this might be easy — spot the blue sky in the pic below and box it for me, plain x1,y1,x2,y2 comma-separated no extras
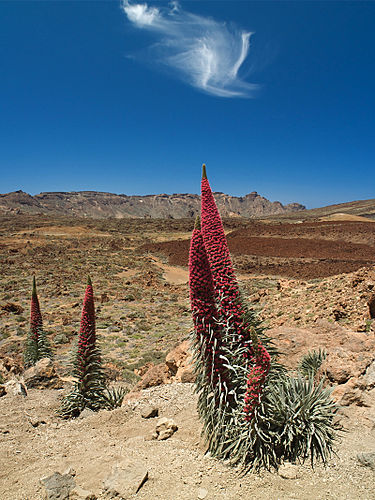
1,1,374,209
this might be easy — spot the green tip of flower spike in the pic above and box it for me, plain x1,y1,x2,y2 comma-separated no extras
87,275,92,286
194,215,201,230
32,276,37,297
202,164,207,180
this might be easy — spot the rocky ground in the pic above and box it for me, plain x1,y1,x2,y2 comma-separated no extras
1,214,375,499
0,383,375,500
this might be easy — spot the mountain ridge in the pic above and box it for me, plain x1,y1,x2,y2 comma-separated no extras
0,189,305,219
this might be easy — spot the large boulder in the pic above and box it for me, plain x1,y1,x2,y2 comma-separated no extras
269,321,375,407
269,321,375,384
24,358,63,389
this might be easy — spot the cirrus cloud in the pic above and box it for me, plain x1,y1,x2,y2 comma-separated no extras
121,1,258,98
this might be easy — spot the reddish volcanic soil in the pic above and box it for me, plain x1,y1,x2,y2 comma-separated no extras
141,220,375,279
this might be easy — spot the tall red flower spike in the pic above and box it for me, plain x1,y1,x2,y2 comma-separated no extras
189,216,223,383
201,164,250,342
200,164,270,419
76,276,98,382
30,276,43,341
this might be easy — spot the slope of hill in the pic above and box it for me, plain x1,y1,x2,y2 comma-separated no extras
0,190,304,219
262,199,375,222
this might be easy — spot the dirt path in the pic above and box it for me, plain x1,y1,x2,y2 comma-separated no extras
151,257,189,285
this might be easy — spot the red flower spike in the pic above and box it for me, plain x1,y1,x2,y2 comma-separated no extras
189,220,224,383
200,165,271,419
200,165,249,341
76,277,98,383
30,276,43,342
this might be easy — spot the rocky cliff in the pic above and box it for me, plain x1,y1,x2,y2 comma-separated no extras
0,190,305,219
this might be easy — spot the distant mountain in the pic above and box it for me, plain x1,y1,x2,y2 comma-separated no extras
0,190,305,219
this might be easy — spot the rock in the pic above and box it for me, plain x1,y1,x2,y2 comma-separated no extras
1,302,24,314
165,341,189,375
268,322,375,390
165,340,195,383
357,452,375,470
155,417,178,440
23,358,63,389
4,379,27,397
278,463,300,479
134,362,153,378
177,364,195,383
102,459,148,498
40,471,76,500
79,408,95,419
28,416,46,428
0,356,23,379
70,486,97,500
141,405,159,418
0,385,6,397
368,294,375,319
136,363,169,390
363,361,375,389
332,379,369,407
197,488,208,499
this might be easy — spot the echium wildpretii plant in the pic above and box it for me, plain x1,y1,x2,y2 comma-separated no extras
59,277,125,418
189,165,338,471
24,276,52,368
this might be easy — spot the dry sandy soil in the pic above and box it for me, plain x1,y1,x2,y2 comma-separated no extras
1,213,375,499
1,383,375,500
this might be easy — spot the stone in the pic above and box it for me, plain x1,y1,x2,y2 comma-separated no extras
165,341,189,375
102,459,148,499
0,385,6,397
0,356,23,378
141,405,159,418
4,379,27,397
177,365,195,383
23,358,63,389
363,361,375,389
268,322,375,392
197,487,208,499
278,463,300,479
368,294,375,319
79,408,95,419
70,486,97,500
40,471,76,500
136,363,169,390
29,416,47,428
165,341,195,383
155,417,178,440
332,379,369,407
1,302,24,314
357,452,375,470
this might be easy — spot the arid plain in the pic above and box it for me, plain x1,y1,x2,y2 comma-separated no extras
1,212,375,499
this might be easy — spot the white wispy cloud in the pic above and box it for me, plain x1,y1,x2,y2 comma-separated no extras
121,1,258,98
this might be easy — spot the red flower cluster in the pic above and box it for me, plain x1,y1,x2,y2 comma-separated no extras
30,276,43,341
201,168,250,345
191,165,270,421
76,277,98,381
189,221,223,383
243,340,271,421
